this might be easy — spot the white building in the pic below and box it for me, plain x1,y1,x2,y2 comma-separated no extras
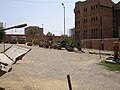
69,28,75,37
0,22,3,28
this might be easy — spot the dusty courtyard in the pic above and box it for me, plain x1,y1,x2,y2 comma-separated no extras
0,44,120,90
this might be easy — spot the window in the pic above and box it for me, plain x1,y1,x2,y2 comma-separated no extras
84,19,85,23
91,17,98,22
91,6,93,10
96,17,98,21
86,19,87,23
94,17,95,21
84,30,87,39
100,16,102,26
96,5,98,8
84,8,85,12
93,5,95,9
86,8,87,12
91,18,93,22
84,19,87,23
84,8,88,13
91,29,98,39
91,5,98,11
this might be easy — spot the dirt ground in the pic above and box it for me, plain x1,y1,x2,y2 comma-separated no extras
0,44,120,90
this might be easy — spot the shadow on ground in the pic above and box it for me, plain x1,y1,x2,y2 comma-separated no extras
0,87,5,90
0,70,6,77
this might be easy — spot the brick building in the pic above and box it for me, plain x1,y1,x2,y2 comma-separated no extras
74,0,120,50
4,34,61,44
25,26,43,35
2,25,62,44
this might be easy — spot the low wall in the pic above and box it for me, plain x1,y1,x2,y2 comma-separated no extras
81,38,118,50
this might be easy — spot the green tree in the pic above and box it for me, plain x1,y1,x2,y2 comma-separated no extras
28,29,36,35
66,37,73,45
0,27,5,42
46,32,54,36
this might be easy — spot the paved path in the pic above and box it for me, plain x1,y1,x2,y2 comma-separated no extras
0,45,120,90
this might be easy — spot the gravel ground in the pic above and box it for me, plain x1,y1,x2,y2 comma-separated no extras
0,44,120,90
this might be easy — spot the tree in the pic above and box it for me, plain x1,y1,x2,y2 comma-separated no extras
28,29,36,35
66,37,73,45
0,27,5,42
46,32,53,36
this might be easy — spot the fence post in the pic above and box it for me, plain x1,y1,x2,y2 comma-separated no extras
67,75,72,90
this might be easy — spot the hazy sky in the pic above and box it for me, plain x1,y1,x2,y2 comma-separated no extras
0,0,119,35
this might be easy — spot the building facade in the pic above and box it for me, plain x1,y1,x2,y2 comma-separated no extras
74,0,120,50
113,2,120,38
4,34,61,44
25,26,43,35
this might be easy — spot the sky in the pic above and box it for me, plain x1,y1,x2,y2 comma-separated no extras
0,0,119,36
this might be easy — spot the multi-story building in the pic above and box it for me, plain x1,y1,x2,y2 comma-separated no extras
25,26,44,42
25,26,43,35
74,0,120,50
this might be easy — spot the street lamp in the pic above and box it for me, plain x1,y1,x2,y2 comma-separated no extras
0,23,27,31
61,3,66,40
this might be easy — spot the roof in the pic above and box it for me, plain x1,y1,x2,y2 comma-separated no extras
114,1,120,10
75,0,113,8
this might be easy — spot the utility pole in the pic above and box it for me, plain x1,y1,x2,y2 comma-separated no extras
4,23,6,52
61,3,66,40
